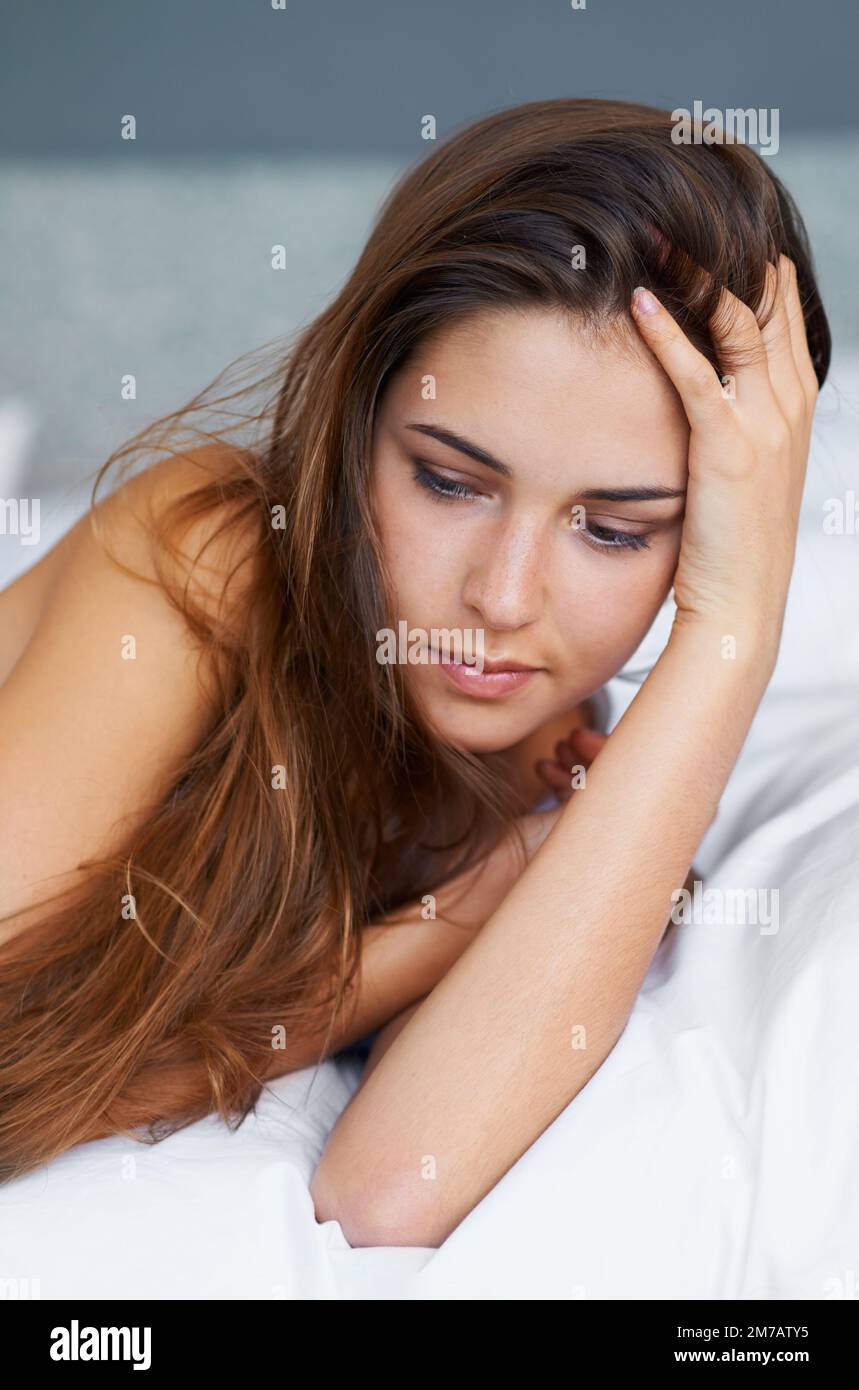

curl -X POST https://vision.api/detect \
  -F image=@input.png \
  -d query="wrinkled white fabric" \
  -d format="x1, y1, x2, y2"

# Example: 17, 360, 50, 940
1, 365, 858, 1300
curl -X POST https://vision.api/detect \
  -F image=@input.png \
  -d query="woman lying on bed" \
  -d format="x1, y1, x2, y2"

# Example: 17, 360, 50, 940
0, 98, 827, 1247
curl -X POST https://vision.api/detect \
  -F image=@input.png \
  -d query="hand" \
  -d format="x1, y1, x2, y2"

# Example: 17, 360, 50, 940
518, 700, 608, 850
630, 256, 819, 671
503, 719, 607, 868
534, 723, 608, 804
533, 717, 720, 833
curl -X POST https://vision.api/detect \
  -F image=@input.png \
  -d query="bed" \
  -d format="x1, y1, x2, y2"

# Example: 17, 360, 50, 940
1, 363, 858, 1300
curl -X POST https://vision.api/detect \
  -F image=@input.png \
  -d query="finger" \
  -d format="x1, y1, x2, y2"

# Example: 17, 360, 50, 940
533, 761, 569, 795
758, 258, 802, 416
631, 287, 731, 428
554, 739, 577, 769
535, 759, 573, 800
707, 284, 774, 408
779, 255, 820, 406
569, 727, 607, 761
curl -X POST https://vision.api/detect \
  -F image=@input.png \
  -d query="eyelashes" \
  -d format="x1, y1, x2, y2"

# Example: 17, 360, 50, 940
582, 522, 652, 553
411, 460, 477, 504
409, 460, 653, 554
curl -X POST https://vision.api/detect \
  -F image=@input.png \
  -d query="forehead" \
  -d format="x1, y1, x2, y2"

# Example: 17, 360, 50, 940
384, 305, 689, 489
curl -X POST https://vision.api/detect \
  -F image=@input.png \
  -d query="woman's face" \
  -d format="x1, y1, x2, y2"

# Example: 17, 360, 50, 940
369, 305, 689, 753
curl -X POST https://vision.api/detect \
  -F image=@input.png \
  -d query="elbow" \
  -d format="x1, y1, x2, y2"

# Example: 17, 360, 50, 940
309, 1161, 444, 1250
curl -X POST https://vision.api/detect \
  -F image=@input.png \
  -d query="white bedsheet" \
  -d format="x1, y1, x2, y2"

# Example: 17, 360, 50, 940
2, 364, 858, 1300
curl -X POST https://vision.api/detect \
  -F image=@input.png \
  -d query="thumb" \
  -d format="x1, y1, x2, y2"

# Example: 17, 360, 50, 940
569, 726, 608, 760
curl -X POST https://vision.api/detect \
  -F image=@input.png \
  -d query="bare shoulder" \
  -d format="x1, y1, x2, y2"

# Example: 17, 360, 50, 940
96, 441, 264, 637
0, 441, 262, 683
0, 441, 263, 930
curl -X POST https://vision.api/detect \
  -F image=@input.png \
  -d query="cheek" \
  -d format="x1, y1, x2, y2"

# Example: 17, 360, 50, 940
372, 468, 461, 612
548, 549, 676, 676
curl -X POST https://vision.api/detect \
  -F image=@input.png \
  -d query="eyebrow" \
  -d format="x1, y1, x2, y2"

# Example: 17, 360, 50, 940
405, 422, 686, 501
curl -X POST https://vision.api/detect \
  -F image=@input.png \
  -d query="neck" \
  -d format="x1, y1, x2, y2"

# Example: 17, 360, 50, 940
493, 700, 595, 810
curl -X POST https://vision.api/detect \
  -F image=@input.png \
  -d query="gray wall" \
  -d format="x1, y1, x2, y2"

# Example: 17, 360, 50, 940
2, 0, 857, 157
1, 1, 856, 502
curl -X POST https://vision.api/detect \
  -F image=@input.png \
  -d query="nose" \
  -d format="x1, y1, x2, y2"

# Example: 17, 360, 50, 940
460, 513, 545, 632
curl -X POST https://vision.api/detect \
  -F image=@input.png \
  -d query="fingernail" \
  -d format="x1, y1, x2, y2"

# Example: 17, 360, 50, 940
632, 286, 660, 316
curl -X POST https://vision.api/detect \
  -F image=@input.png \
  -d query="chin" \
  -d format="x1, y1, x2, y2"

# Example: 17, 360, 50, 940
417, 689, 549, 754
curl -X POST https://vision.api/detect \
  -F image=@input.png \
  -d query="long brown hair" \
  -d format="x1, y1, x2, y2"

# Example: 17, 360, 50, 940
0, 98, 830, 1181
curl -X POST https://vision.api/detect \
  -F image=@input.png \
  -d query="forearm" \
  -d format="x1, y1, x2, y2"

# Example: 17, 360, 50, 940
354, 859, 699, 1090
266, 817, 522, 1075
359, 995, 428, 1085
311, 622, 773, 1245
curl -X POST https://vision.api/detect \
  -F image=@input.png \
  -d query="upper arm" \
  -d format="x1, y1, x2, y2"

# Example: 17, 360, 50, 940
0, 445, 259, 933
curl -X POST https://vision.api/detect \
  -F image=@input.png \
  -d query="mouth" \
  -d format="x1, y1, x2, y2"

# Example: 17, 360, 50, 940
437, 654, 544, 700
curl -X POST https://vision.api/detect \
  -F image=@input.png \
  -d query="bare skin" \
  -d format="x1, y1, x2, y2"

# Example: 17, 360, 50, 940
309, 259, 818, 1246
0, 260, 816, 1251
0, 468, 586, 954
369, 303, 689, 759
0, 452, 258, 937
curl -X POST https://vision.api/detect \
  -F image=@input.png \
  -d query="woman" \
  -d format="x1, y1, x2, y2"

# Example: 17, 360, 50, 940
0, 98, 827, 1248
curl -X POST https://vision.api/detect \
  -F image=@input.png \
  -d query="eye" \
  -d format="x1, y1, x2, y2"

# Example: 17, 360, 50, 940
581, 521, 652, 553
411, 460, 480, 503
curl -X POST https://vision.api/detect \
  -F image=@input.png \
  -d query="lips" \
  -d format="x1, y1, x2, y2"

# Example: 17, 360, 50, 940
438, 656, 543, 699
473, 657, 540, 674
